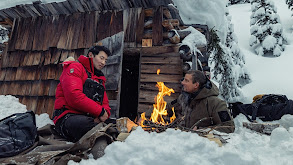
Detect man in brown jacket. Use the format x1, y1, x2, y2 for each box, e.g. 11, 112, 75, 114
170, 70, 235, 133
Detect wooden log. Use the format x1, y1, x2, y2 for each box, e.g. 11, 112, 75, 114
140, 82, 181, 93
163, 8, 172, 19
141, 55, 182, 65
144, 8, 153, 17
140, 73, 182, 83
243, 122, 280, 135
141, 45, 179, 55
116, 117, 138, 133
140, 64, 183, 75
162, 19, 179, 29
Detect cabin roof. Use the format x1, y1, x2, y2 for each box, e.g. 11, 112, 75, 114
0, 0, 173, 22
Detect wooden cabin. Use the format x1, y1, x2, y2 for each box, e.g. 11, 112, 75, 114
0, 0, 209, 121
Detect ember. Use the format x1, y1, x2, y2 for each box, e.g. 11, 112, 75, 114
140, 69, 176, 128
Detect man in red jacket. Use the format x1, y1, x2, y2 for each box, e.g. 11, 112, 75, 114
53, 46, 111, 142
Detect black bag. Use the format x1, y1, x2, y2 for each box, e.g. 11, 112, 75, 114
0, 111, 38, 158
229, 94, 293, 122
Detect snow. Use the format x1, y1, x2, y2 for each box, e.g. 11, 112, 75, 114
1, 0, 293, 165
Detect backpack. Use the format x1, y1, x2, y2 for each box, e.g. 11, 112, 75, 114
229, 94, 293, 122
0, 111, 38, 158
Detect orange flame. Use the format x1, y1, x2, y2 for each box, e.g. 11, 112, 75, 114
140, 69, 176, 127
157, 69, 161, 75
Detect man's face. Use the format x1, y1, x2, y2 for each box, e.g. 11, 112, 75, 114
90, 51, 108, 70
181, 74, 199, 93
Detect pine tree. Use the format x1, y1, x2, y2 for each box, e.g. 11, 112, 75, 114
208, 28, 243, 102
286, 0, 293, 9
229, 0, 250, 5
226, 11, 251, 87
249, 0, 287, 57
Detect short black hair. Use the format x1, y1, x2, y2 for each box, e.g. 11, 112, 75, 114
87, 45, 111, 57
186, 70, 207, 88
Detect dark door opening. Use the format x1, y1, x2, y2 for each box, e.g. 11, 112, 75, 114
119, 53, 140, 121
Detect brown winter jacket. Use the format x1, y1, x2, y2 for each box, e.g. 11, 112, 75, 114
170, 82, 235, 133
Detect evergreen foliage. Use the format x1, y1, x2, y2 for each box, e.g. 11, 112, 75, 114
249, 0, 287, 56
208, 28, 243, 102
226, 11, 251, 87
229, 0, 250, 5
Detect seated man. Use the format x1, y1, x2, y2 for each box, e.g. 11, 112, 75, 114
169, 70, 235, 133
52, 45, 111, 142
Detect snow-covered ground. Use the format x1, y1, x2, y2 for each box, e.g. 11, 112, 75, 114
1, 0, 293, 165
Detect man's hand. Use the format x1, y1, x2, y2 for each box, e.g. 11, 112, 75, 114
192, 126, 197, 131
99, 112, 108, 122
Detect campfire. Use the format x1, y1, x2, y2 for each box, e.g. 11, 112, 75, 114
139, 69, 178, 131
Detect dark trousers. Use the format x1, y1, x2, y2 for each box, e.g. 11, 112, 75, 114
55, 114, 97, 142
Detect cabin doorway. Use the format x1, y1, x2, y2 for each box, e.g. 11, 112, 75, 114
119, 52, 140, 121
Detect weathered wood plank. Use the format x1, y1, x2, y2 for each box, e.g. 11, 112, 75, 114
14, 18, 25, 50
4, 68, 16, 81
47, 65, 57, 80
141, 56, 182, 65
50, 15, 64, 48
32, 16, 43, 50
64, 12, 77, 49
0, 68, 6, 81
46, 97, 55, 117
32, 51, 42, 66
70, 13, 83, 49
25, 17, 36, 51
49, 80, 58, 96
36, 97, 45, 115
140, 82, 181, 93
57, 15, 70, 49
110, 10, 123, 36
141, 45, 179, 55
140, 73, 182, 83
139, 89, 179, 104
152, 6, 163, 46
141, 64, 183, 75
86, 12, 96, 48
7, 18, 17, 51
97, 11, 112, 41
50, 48, 61, 65
137, 103, 154, 114
77, 13, 86, 49
44, 51, 52, 66
41, 66, 49, 80
25, 51, 36, 66
135, 8, 144, 46
42, 16, 53, 51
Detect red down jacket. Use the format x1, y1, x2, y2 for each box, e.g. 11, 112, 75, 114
53, 55, 111, 124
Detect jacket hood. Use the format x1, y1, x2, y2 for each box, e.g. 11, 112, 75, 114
78, 55, 94, 73
194, 81, 219, 100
